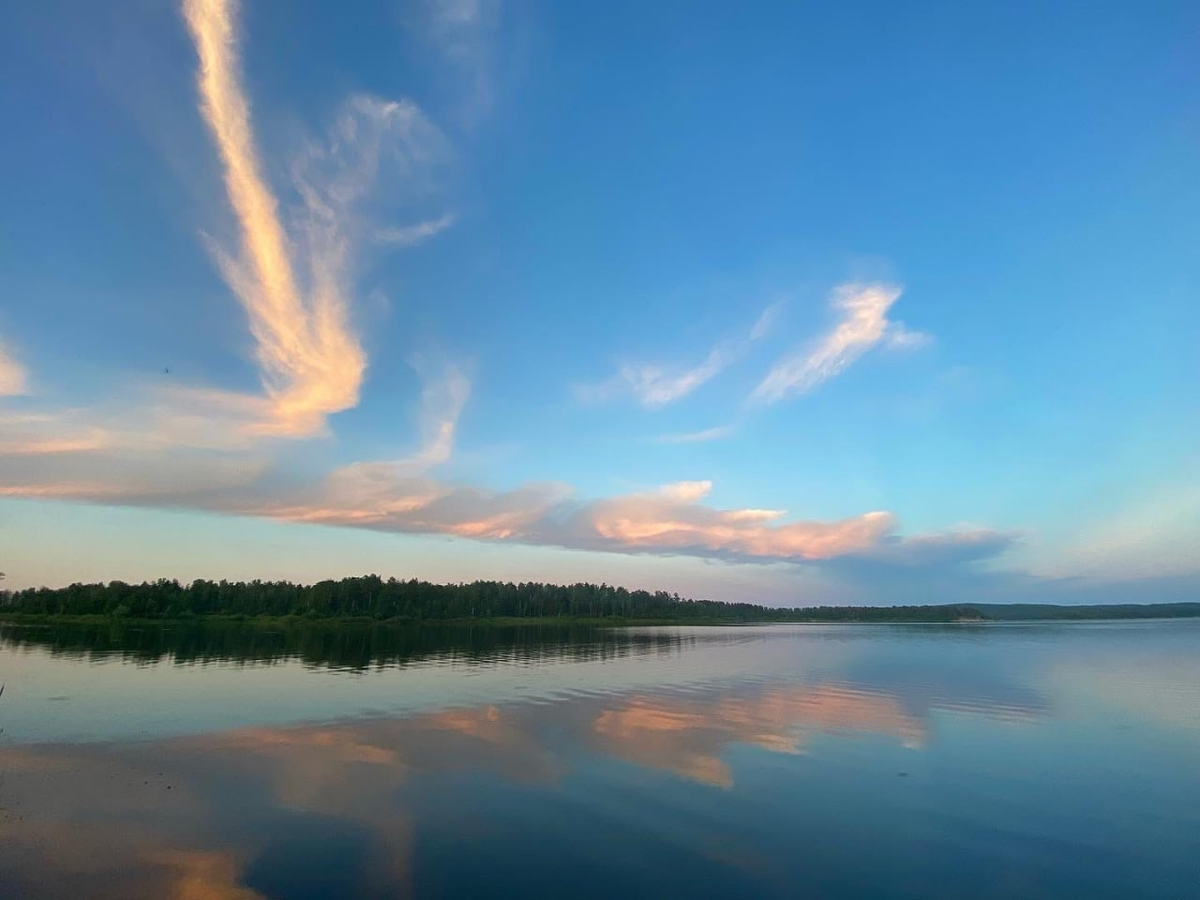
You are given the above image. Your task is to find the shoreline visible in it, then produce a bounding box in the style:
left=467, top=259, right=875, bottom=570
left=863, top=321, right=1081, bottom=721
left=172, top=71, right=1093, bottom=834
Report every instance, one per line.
left=5, top=612, right=1196, bottom=627
left=0, top=612, right=984, bottom=628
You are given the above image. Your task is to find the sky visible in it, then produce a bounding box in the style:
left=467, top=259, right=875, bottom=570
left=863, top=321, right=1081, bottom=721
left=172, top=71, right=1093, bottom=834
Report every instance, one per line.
left=0, top=0, right=1196, bottom=605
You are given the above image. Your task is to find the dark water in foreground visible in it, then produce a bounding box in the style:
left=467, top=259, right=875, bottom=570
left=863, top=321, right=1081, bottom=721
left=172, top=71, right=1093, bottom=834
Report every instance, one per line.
left=1, top=620, right=1197, bottom=899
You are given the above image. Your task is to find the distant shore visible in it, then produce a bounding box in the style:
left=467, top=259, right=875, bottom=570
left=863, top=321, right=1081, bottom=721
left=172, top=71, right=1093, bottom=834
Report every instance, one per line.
left=0, top=612, right=978, bottom=628
left=3, top=576, right=1198, bottom=626
left=2, top=606, right=1197, bottom=628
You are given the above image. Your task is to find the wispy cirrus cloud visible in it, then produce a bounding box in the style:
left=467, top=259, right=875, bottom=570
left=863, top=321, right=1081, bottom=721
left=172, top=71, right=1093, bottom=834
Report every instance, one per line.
left=408, top=0, right=502, bottom=127
left=403, top=356, right=472, bottom=470
left=184, top=0, right=369, bottom=438
left=581, top=303, right=782, bottom=409
left=751, top=283, right=929, bottom=404
left=376, top=213, right=457, bottom=247
left=5, top=3, right=450, bottom=442
left=653, top=424, right=737, bottom=444
left=0, top=0, right=459, bottom=495
left=181, top=1, right=453, bottom=442
left=0, top=339, right=28, bottom=396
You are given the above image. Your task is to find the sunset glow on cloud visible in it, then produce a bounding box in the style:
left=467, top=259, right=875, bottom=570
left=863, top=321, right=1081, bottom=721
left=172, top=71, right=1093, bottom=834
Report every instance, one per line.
left=183, top=0, right=366, bottom=438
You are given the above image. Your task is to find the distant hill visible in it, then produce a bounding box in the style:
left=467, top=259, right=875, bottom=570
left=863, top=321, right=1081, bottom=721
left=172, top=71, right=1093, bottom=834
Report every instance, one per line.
left=971, top=602, right=1200, bottom=621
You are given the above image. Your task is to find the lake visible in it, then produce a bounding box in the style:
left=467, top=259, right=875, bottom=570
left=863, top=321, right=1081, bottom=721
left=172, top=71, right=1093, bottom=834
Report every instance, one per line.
left=1, top=619, right=1197, bottom=899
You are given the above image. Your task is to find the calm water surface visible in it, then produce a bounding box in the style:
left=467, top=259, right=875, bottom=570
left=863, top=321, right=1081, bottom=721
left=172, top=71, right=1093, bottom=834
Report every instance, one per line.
left=1, top=619, right=1197, bottom=899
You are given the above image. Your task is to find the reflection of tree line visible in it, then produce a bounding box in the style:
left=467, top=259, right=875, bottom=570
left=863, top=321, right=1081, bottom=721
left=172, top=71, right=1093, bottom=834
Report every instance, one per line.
left=0, top=575, right=986, bottom=622
left=0, top=620, right=696, bottom=670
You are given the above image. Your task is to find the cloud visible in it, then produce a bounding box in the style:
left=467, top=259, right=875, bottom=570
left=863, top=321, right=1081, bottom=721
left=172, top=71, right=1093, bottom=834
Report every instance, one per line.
left=0, top=2, right=460, bottom=497
left=376, top=212, right=456, bottom=246
left=653, top=424, right=737, bottom=444
left=0, top=411, right=112, bottom=454
left=748, top=302, right=783, bottom=340
left=582, top=302, right=782, bottom=409
left=615, top=349, right=734, bottom=408
left=257, top=471, right=572, bottom=541
left=885, top=322, right=934, bottom=351
left=564, top=480, right=896, bottom=561
left=0, top=339, right=28, bottom=396
left=752, top=283, right=926, bottom=404
left=183, top=6, right=451, bottom=441
left=408, top=0, right=502, bottom=126
left=863, top=528, right=1020, bottom=568
left=0, top=451, right=267, bottom=503
left=247, top=473, right=911, bottom=565
left=183, top=0, right=369, bottom=438
left=401, top=356, right=472, bottom=470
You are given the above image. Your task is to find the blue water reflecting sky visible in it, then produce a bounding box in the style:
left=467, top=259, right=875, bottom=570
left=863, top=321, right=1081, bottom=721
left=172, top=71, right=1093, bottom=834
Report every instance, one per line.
left=1, top=621, right=1197, bottom=898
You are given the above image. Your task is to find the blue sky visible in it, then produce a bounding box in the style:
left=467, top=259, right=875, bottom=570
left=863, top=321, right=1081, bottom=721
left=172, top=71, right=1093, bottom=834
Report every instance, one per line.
left=1, top=0, right=1196, bottom=604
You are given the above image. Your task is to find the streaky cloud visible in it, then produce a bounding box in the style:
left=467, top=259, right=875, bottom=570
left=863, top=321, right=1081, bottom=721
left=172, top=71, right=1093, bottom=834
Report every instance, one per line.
left=653, top=424, right=736, bottom=444
left=752, top=283, right=925, bottom=404
left=1, top=6, right=455, bottom=465
left=582, top=302, right=782, bottom=409
left=564, top=480, right=894, bottom=561
left=616, top=348, right=734, bottom=409
left=404, top=356, right=472, bottom=470
left=885, top=322, right=934, bottom=350
left=249, top=474, right=908, bottom=565
left=376, top=213, right=457, bottom=247
left=184, top=0, right=365, bottom=438
left=409, top=0, right=502, bottom=127
left=258, top=473, right=573, bottom=541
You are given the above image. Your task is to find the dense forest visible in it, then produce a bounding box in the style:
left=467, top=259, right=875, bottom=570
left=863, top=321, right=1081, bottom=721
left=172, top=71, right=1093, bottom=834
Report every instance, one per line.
left=3, top=576, right=1195, bottom=624
left=0, top=575, right=984, bottom=623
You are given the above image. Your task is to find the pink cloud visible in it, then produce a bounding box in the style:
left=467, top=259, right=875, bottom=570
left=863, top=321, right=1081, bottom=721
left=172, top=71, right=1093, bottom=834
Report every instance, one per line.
left=571, top=481, right=894, bottom=561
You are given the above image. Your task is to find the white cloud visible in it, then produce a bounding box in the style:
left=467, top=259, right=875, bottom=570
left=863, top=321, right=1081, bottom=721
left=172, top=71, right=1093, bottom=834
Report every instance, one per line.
left=752, top=283, right=925, bottom=404
left=654, top=424, right=736, bottom=444
left=376, top=213, right=456, bottom=247
left=616, top=349, right=734, bottom=409
left=885, top=322, right=933, bottom=351
left=583, top=302, right=782, bottom=409
left=408, top=0, right=502, bottom=127
left=392, top=356, right=472, bottom=472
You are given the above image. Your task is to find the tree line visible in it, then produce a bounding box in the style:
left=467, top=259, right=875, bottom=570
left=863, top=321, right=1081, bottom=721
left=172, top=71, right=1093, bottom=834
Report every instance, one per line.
left=0, top=575, right=984, bottom=623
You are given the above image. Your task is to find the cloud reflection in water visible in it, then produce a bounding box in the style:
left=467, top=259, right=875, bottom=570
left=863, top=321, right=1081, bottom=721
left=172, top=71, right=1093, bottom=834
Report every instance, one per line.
left=0, top=670, right=1048, bottom=898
